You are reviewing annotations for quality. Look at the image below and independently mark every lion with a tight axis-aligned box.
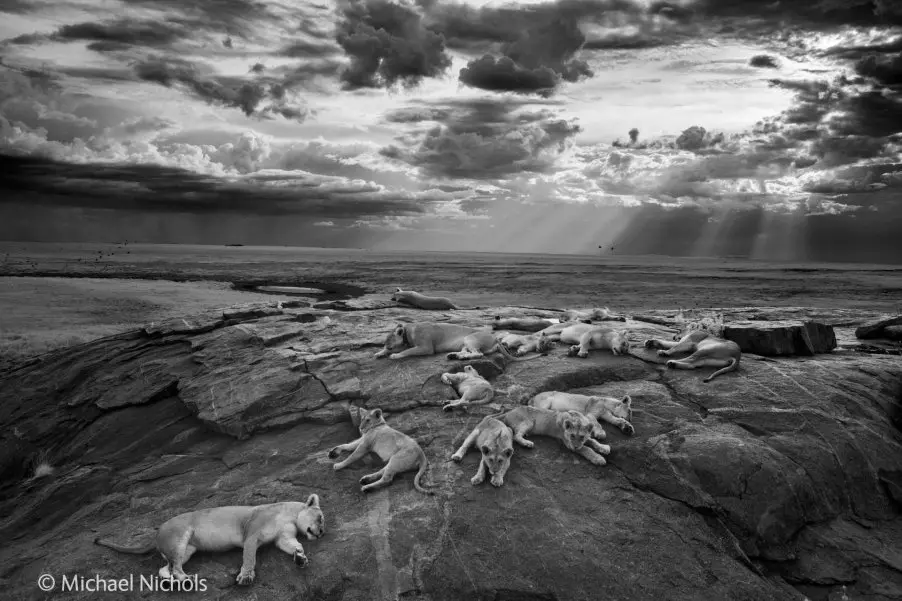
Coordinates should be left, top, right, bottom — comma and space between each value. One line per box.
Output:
492, 316, 555, 332
497, 330, 556, 356
451, 416, 514, 487
440, 365, 494, 411
496, 406, 611, 466
560, 307, 627, 323
644, 329, 741, 383
94, 495, 325, 586
529, 391, 634, 438
374, 322, 543, 362
542, 323, 631, 357
329, 407, 434, 494
391, 287, 459, 310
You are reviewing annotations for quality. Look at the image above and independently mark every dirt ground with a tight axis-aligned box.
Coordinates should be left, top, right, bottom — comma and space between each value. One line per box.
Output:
2, 241, 901, 367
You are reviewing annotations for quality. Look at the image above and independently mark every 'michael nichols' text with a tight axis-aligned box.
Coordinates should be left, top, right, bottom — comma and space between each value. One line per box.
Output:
62, 574, 208, 593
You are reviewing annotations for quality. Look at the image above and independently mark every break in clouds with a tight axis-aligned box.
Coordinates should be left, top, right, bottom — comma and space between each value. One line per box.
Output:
0, 0, 901, 259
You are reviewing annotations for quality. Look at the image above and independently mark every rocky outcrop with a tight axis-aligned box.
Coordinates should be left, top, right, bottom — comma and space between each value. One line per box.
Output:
0, 302, 900, 601
856, 315, 902, 340
723, 320, 836, 356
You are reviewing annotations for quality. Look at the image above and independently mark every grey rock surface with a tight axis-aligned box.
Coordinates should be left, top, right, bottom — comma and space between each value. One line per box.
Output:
0, 302, 900, 601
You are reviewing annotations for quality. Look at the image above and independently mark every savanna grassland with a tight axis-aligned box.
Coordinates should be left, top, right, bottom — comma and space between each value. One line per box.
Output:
2, 241, 901, 367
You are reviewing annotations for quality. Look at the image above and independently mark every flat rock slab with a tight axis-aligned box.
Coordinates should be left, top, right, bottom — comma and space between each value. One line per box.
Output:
723, 320, 836, 356
856, 315, 902, 339
0, 303, 900, 601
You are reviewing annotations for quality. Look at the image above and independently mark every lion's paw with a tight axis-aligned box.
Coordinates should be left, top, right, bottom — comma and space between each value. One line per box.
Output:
332, 463, 342, 471
490, 475, 504, 488
665, 360, 677, 368
644, 339, 656, 349
621, 422, 635, 436
657, 349, 669, 357
567, 345, 580, 357
520, 440, 534, 449
236, 569, 255, 586
451, 453, 463, 463
470, 474, 485, 486
389, 353, 403, 360
293, 550, 308, 567
327, 447, 340, 459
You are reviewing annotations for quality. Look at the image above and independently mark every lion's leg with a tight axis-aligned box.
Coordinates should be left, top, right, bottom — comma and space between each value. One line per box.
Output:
597, 411, 634, 436
644, 338, 678, 350
390, 346, 435, 359
585, 438, 611, 456
332, 439, 369, 470
470, 459, 487, 486
361, 456, 402, 492
586, 414, 607, 440
158, 528, 192, 581
444, 387, 477, 411
328, 437, 361, 459
276, 533, 308, 568
575, 445, 607, 466
360, 467, 385, 485
657, 339, 696, 357
236, 534, 262, 585
451, 427, 480, 462
491, 458, 510, 488
512, 424, 535, 449
448, 341, 484, 360
374, 348, 390, 359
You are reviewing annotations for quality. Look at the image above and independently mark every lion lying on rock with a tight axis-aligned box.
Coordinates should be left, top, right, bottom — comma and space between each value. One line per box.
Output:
374, 322, 542, 361
451, 415, 514, 487
391, 287, 459, 310
440, 365, 494, 411
560, 307, 627, 323
496, 406, 611, 466
529, 391, 634, 438
541, 323, 631, 357
497, 331, 555, 356
492, 315, 556, 332
329, 407, 434, 494
644, 329, 741, 382
94, 496, 325, 586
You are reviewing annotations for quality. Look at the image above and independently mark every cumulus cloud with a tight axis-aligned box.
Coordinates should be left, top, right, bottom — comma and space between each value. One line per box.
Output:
749, 55, 779, 69
334, 0, 451, 90
381, 98, 581, 178
458, 56, 558, 97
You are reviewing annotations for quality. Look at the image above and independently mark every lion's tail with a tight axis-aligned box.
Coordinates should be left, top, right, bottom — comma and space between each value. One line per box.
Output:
94, 537, 156, 555
413, 459, 435, 495
703, 357, 739, 383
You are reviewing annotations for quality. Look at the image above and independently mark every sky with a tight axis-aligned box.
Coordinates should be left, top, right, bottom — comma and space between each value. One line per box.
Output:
0, 0, 901, 262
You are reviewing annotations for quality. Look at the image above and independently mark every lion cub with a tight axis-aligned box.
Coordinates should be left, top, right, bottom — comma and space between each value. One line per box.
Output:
497, 406, 611, 466
329, 407, 433, 495
529, 391, 634, 438
440, 365, 494, 411
497, 331, 555, 356
95, 496, 325, 586
451, 416, 514, 487
544, 323, 631, 357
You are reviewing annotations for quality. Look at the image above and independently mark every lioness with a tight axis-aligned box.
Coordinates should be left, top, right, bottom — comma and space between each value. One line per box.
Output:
543, 323, 631, 357
644, 329, 741, 382
529, 391, 634, 438
492, 316, 555, 332
497, 331, 555, 356
392, 287, 459, 310
560, 307, 627, 323
451, 416, 514, 487
440, 365, 494, 411
329, 407, 434, 494
374, 322, 542, 362
497, 406, 611, 466
94, 495, 325, 586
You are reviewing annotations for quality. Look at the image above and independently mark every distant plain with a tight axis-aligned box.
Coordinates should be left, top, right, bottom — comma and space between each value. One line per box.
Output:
2, 241, 901, 367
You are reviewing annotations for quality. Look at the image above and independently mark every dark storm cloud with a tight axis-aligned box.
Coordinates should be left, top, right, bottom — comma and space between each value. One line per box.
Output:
0, 153, 432, 219
133, 56, 307, 121
334, 0, 451, 90
118, 0, 279, 37
459, 56, 559, 97
380, 98, 581, 179
694, 0, 902, 28
278, 39, 342, 58
749, 55, 779, 69
855, 53, 902, 87
7, 18, 193, 51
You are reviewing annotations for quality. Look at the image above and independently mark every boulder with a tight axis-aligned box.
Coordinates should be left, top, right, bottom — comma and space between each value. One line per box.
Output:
886, 325, 902, 341
0, 304, 900, 601
723, 320, 836, 356
856, 315, 902, 339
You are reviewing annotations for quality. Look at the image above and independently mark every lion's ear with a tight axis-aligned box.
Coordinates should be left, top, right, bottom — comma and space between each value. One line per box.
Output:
503, 448, 513, 458
480, 445, 490, 455
306, 494, 320, 508
622, 395, 632, 406
396, 287, 402, 292
372, 408, 383, 419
